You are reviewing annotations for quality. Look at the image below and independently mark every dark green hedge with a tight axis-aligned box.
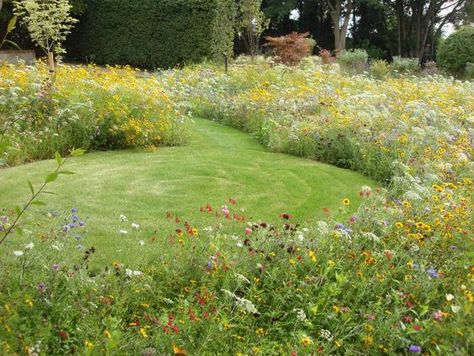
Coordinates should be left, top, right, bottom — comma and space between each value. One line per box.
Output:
66, 0, 235, 69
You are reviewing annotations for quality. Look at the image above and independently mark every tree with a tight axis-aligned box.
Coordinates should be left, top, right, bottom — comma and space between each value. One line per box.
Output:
384, 0, 468, 61
236, 0, 269, 57
324, 0, 356, 54
13, 0, 77, 75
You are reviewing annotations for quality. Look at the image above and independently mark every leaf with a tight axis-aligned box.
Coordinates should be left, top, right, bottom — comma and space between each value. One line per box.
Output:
27, 180, 35, 196
70, 148, 85, 157
31, 201, 46, 206
42, 191, 57, 195
15, 206, 21, 216
3, 40, 21, 50
45, 172, 58, 183
7, 16, 17, 33
58, 171, 75, 175
55, 151, 62, 166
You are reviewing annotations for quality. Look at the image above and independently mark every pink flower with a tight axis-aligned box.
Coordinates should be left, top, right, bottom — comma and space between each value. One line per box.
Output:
245, 227, 252, 235
433, 310, 444, 321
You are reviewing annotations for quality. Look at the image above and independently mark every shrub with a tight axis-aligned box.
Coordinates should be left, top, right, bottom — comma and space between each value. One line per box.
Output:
437, 26, 474, 76
319, 49, 333, 64
370, 59, 390, 79
66, 0, 235, 69
337, 49, 368, 74
391, 56, 419, 75
465, 62, 474, 80
264, 32, 314, 66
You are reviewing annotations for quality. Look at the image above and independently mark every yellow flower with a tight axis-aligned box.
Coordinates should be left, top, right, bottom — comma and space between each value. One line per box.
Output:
395, 222, 404, 229
363, 335, 373, 346
104, 330, 111, 339
85, 340, 94, 349
300, 334, 313, 346
342, 198, 350, 206
139, 328, 148, 338
308, 250, 317, 262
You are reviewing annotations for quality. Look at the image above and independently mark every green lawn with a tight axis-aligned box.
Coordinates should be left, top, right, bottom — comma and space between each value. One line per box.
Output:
0, 118, 375, 266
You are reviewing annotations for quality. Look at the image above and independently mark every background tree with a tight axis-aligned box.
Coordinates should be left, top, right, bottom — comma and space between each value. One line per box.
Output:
236, 0, 269, 57
384, 0, 468, 61
324, 0, 356, 54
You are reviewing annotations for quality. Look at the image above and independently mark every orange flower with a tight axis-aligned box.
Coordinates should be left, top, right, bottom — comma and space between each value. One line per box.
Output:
173, 344, 187, 355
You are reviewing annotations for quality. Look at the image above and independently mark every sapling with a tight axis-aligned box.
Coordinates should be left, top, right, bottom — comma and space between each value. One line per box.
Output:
13, 0, 77, 81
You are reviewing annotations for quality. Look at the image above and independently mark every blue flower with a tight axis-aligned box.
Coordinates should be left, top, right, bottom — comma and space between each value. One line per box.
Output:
427, 267, 438, 278
408, 345, 422, 353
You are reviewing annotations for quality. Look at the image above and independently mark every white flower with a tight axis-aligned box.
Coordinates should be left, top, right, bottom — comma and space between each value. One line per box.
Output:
446, 293, 454, 301
289, 8, 300, 21
120, 214, 128, 222
235, 273, 250, 284
317, 221, 329, 235
294, 308, 308, 322
125, 269, 143, 277
13, 251, 24, 256
236, 242, 243, 248
235, 296, 259, 314
138, 240, 145, 246
119, 229, 128, 235
451, 305, 461, 313
131, 223, 140, 229
320, 329, 333, 341
25, 242, 34, 250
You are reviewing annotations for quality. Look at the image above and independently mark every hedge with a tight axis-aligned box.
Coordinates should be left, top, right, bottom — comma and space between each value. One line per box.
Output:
66, 0, 235, 69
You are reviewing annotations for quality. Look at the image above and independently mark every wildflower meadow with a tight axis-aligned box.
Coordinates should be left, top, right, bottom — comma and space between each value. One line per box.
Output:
0, 58, 472, 355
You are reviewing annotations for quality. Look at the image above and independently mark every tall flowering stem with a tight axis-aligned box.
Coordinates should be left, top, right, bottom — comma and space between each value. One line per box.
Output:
0, 148, 84, 247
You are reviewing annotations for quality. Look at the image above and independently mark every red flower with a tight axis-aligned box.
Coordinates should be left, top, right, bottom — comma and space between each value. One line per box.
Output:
279, 213, 293, 220
58, 330, 69, 340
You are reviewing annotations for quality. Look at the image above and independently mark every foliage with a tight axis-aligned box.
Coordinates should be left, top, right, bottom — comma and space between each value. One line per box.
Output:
0, 148, 83, 246
337, 48, 368, 73
319, 49, 333, 64
66, 0, 235, 69
0, 63, 188, 166
264, 32, 314, 66
236, 0, 269, 56
369, 59, 390, 79
13, 0, 77, 56
465, 62, 474, 80
391, 56, 420, 75
437, 25, 474, 76
0, 14, 18, 49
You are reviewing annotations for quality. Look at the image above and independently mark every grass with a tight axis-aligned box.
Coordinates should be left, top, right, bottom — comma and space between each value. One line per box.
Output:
0, 118, 374, 266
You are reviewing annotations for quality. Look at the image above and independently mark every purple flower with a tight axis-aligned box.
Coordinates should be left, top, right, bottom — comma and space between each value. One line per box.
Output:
450, 245, 457, 250
408, 345, 422, 353
427, 267, 438, 278
75, 235, 82, 241
72, 215, 79, 223
37, 282, 46, 293
63, 225, 71, 232
71, 208, 77, 213
79, 221, 86, 227
52, 264, 60, 271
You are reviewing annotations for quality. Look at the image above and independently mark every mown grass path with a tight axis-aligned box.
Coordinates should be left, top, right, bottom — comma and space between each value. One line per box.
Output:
0, 118, 375, 265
